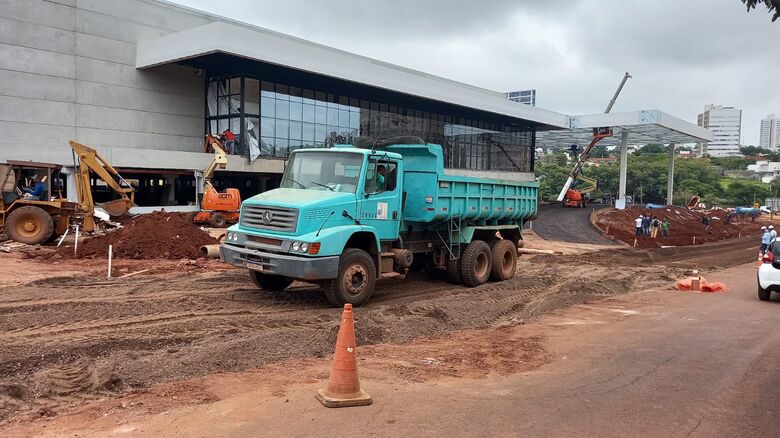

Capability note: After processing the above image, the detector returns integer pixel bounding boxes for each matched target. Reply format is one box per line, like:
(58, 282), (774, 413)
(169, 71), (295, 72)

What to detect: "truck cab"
(221, 142), (538, 307)
(221, 145), (403, 305)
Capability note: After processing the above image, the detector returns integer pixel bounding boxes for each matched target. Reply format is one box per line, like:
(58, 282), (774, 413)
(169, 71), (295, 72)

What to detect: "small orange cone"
(317, 304), (372, 408)
(690, 270), (700, 291)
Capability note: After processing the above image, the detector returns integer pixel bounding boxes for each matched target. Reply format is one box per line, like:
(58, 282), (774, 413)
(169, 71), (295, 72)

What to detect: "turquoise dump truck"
(220, 140), (538, 306)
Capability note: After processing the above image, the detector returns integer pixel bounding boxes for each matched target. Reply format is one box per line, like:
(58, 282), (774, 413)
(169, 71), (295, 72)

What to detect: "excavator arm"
(203, 135), (228, 192)
(69, 141), (135, 231)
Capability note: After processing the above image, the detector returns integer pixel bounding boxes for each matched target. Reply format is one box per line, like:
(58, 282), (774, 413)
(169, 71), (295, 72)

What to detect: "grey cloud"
(173, 0), (779, 145)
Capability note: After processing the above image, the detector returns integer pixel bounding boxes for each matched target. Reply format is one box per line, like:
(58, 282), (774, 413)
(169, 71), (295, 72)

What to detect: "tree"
(740, 145), (774, 156)
(741, 0), (780, 21)
(634, 144), (668, 155)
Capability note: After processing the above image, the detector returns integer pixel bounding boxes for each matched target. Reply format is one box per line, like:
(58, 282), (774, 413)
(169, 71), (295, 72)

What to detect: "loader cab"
(0, 161), (63, 209)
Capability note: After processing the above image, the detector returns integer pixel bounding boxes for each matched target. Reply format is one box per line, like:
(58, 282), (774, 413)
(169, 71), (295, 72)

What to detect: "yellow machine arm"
(203, 135), (228, 192)
(573, 174), (598, 195)
(69, 141), (135, 232)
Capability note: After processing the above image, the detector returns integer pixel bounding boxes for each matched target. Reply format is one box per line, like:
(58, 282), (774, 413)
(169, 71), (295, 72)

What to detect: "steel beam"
(667, 143), (676, 206)
(617, 131), (629, 208)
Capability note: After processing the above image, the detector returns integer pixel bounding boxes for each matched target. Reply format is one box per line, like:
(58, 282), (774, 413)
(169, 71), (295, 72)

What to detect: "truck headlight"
(300, 242), (309, 252)
(292, 241), (300, 251)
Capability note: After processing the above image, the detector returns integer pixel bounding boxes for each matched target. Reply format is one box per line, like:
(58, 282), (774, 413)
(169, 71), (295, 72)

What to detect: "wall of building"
(697, 104), (741, 157)
(0, 0), (283, 172)
(760, 115), (780, 151)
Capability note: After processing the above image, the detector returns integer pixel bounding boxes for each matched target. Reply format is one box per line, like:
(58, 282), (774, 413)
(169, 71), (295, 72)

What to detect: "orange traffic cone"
(316, 304), (372, 408)
(690, 270), (701, 291)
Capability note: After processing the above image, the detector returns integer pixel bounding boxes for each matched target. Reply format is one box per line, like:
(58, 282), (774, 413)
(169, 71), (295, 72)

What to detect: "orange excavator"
(191, 135), (241, 227)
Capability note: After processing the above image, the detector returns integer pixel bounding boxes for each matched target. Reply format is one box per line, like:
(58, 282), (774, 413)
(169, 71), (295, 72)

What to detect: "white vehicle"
(760, 206), (772, 214)
(758, 242), (780, 300)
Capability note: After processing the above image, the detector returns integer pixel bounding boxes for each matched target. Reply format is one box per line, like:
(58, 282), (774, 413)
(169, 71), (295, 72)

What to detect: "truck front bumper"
(220, 243), (340, 281)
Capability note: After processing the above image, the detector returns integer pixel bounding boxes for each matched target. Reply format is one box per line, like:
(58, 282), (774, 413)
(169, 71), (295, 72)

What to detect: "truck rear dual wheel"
(460, 240), (492, 287)
(490, 239), (517, 281)
(323, 248), (376, 307)
(250, 271), (293, 291)
(447, 256), (462, 284)
(6, 206), (54, 245)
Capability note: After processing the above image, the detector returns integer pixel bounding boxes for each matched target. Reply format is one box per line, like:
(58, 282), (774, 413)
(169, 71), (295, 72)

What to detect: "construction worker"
(21, 174), (46, 200)
(761, 226), (771, 255)
(661, 218), (670, 239)
(635, 215), (644, 237)
(641, 215), (651, 236)
(220, 129), (236, 154)
(650, 216), (661, 238)
(770, 225), (777, 240)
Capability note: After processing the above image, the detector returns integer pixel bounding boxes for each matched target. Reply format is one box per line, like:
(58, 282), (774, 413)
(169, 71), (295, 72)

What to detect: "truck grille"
(240, 205), (298, 233)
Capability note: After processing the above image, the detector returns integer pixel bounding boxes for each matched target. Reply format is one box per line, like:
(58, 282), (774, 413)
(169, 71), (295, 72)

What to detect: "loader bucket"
(100, 199), (131, 217)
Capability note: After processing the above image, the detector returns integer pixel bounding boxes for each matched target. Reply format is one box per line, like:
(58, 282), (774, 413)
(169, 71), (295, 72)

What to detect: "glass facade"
(206, 76), (535, 172)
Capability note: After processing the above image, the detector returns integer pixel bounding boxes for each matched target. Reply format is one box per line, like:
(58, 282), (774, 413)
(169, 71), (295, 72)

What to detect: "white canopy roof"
(536, 110), (713, 147)
(136, 22), (570, 129)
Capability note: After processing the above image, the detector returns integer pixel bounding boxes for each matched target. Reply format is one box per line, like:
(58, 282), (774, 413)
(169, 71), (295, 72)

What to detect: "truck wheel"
(459, 240), (492, 287)
(250, 271), (293, 291)
(758, 285), (771, 301)
(490, 239), (517, 281)
(6, 206), (54, 245)
(323, 248), (376, 307)
(446, 256), (462, 284)
(209, 212), (227, 227)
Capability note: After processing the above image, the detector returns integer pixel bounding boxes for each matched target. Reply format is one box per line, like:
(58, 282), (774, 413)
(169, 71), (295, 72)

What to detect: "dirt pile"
(57, 211), (217, 260)
(595, 206), (772, 248)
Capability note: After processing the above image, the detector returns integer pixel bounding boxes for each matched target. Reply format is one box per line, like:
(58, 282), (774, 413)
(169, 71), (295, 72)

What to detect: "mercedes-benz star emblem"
(262, 210), (273, 224)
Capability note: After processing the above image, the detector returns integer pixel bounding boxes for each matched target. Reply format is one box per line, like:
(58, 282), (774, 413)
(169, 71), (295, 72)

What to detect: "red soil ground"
(54, 211), (217, 259)
(594, 205), (774, 248)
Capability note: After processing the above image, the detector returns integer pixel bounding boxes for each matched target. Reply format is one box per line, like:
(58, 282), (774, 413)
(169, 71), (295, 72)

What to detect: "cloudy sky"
(172, 0), (778, 145)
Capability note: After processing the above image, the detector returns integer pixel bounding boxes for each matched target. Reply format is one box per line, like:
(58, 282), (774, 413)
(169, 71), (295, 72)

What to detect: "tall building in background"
(760, 114), (780, 151)
(505, 89), (536, 106)
(697, 104), (742, 157)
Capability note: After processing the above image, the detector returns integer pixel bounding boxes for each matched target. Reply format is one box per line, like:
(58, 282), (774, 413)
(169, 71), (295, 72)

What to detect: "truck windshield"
(281, 151), (363, 193)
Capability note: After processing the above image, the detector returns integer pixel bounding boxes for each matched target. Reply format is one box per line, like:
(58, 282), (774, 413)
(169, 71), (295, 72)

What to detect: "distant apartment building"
(505, 89), (536, 106)
(760, 114), (780, 151)
(697, 104), (742, 157)
(747, 160), (780, 183)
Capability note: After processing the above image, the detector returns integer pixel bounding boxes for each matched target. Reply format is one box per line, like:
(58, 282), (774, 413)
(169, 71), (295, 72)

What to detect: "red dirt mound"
(59, 211), (218, 259)
(595, 205), (773, 248)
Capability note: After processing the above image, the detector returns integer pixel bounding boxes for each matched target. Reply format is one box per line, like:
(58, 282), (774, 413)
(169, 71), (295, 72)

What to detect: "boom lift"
(557, 72), (631, 207)
(192, 135), (241, 227)
(0, 141), (134, 245)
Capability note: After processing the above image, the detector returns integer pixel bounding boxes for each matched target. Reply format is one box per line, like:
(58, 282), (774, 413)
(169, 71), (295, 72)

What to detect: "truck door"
(360, 157), (401, 240)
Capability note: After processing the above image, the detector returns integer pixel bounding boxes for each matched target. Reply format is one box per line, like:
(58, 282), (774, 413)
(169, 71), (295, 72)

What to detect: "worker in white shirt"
(634, 215), (644, 237)
(770, 225), (777, 240)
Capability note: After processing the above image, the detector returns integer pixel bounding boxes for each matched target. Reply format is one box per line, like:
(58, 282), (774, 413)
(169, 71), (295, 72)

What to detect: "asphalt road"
(532, 203), (616, 244)
(281, 262), (778, 437)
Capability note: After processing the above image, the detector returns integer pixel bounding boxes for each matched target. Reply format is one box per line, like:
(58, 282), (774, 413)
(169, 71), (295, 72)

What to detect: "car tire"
(489, 239), (517, 281)
(459, 240), (492, 287)
(758, 285), (771, 301)
(250, 271), (293, 291)
(323, 248), (376, 307)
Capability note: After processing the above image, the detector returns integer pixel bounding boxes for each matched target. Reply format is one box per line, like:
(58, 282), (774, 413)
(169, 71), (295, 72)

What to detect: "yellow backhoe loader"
(0, 141), (134, 245)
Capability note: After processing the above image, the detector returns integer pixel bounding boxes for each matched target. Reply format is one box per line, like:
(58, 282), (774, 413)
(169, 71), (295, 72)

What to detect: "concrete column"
(667, 143), (676, 206)
(617, 131), (629, 209)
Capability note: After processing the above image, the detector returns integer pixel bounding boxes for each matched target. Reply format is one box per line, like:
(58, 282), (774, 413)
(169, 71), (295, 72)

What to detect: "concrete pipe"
(200, 244), (221, 258)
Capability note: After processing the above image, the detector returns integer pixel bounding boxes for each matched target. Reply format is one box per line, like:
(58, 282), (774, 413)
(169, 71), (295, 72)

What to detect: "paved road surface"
(18, 262), (780, 437)
(532, 203), (616, 244)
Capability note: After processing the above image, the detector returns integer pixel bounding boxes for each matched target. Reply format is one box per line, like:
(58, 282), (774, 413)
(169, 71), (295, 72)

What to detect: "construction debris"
(54, 211), (218, 260)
